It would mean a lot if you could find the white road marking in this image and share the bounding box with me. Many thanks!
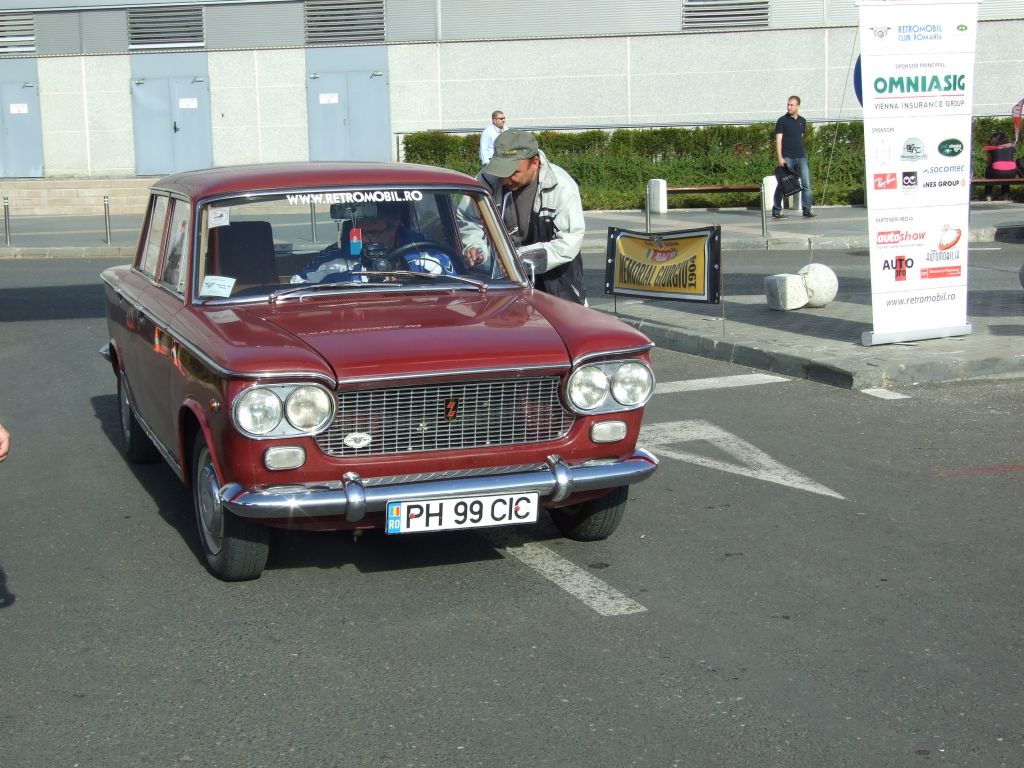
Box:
[641,420,845,499]
[488,530,647,617]
[656,373,789,394]
[860,388,910,400]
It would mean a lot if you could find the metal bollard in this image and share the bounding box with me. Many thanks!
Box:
[310,201,317,242]
[104,195,112,244]
[3,196,10,246]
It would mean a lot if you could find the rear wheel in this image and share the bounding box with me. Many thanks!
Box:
[548,485,629,541]
[117,369,160,464]
[192,434,269,581]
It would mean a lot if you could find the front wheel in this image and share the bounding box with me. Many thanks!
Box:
[192,434,269,581]
[548,486,629,541]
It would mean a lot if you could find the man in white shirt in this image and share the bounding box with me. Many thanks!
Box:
[479,110,506,165]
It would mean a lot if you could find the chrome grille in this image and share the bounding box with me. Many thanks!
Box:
[316,377,573,457]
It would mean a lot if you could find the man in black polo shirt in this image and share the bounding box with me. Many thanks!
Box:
[773,95,815,219]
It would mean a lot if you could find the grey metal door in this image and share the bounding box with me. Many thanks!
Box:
[131,77,213,175]
[0,80,43,177]
[307,70,390,161]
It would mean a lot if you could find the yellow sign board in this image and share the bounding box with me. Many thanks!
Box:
[604,226,721,303]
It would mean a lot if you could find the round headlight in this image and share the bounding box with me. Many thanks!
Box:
[610,362,654,406]
[568,366,609,410]
[285,385,333,431]
[235,387,283,435]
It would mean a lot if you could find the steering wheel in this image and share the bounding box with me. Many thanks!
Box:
[387,240,463,273]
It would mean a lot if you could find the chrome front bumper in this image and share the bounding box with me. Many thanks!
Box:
[219,450,659,523]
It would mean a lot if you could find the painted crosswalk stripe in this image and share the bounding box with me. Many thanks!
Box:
[860,388,910,400]
[489,530,647,617]
[656,373,789,394]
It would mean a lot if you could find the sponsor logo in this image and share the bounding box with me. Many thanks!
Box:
[874,173,897,190]
[938,226,961,251]
[882,256,914,281]
[647,248,678,263]
[937,138,964,157]
[877,230,927,246]
[902,171,918,189]
[901,138,927,161]
[922,179,962,189]
[896,24,944,42]
[873,74,966,94]
[871,26,890,39]
[923,163,965,174]
[957,24,968,32]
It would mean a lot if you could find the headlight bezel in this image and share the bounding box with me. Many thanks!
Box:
[565,359,655,414]
[232,382,336,438]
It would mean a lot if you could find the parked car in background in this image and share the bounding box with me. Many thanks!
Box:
[100,163,658,580]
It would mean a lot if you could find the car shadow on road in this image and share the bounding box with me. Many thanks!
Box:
[91,393,208,567]
[0,564,15,608]
[0,283,106,323]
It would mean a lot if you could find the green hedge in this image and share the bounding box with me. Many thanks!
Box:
[404,119,1020,209]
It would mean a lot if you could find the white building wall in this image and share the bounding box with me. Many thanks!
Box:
[209,49,309,165]
[38,55,135,175]
[23,17,1024,175]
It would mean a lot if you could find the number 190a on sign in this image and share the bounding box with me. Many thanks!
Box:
[386,492,539,534]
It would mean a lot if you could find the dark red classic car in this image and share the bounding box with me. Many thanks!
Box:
[101,162,658,580]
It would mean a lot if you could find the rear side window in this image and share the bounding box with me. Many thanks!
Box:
[159,199,190,294]
[139,196,169,278]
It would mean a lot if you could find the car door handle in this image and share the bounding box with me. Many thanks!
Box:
[173,121,180,133]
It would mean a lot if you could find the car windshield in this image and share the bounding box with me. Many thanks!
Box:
[193,186,519,301]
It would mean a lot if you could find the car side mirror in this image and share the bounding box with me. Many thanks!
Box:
[518,245,547,284]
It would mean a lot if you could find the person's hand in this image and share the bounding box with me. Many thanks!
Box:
[463,246,485,267]
[0,424,9,463]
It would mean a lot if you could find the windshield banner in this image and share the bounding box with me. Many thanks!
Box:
[604,226,721,303]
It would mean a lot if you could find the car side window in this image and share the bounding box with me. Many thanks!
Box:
[159,200,190,295]
[139,196,169,279]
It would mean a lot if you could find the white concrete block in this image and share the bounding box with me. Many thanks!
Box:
[798,263,839,307]
[764,274,808,311]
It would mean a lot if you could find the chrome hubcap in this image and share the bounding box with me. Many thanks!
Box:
[196,449,224,555]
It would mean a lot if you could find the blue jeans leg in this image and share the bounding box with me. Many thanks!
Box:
[785,156,813,211]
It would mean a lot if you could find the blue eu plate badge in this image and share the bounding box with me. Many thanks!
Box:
[386,501,402,534]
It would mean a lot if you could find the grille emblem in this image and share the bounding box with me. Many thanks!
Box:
[342,432,372,449]
[443,397,460,422]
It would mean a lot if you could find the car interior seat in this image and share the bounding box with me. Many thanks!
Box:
[210,221,278,287]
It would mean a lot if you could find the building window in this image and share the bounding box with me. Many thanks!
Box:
[683,0,770,31]
[128,6,204,50]
[0,13,36,53]
[304,0,385,45]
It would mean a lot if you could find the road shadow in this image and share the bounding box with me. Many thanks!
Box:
[0,564,15,608]
[0,283,106,323]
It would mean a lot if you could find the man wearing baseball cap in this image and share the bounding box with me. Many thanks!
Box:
[478,129,587,304]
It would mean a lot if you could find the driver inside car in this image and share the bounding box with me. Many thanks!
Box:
[292,201,458,284]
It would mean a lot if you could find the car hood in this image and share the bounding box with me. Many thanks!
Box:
[237,291,572,380]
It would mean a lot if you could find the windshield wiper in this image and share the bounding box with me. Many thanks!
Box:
[387,270,488,292]
[269,281,366,303]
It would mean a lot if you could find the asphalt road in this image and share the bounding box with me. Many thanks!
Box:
[1,258,1022,768]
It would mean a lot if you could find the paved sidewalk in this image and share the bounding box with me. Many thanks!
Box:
[2,202,1023,389]
[585,202,1024,388]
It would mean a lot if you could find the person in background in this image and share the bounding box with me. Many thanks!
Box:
[981,130,1018,201]
[479,110,506,165]
[476,129,587,304]
[0,423,10,462]
[773,95,815,219]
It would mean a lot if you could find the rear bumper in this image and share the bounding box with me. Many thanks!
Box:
[220,450,658,523]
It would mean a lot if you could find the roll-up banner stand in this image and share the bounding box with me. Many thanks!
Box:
[857,0,980,346]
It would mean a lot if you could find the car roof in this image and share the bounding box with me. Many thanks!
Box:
[150,162,482,200]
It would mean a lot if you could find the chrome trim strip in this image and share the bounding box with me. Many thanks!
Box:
[219,449,658,523]
[334,363,567,387]
[573,344,655,366]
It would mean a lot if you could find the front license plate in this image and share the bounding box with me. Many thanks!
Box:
[385,492,539,534]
